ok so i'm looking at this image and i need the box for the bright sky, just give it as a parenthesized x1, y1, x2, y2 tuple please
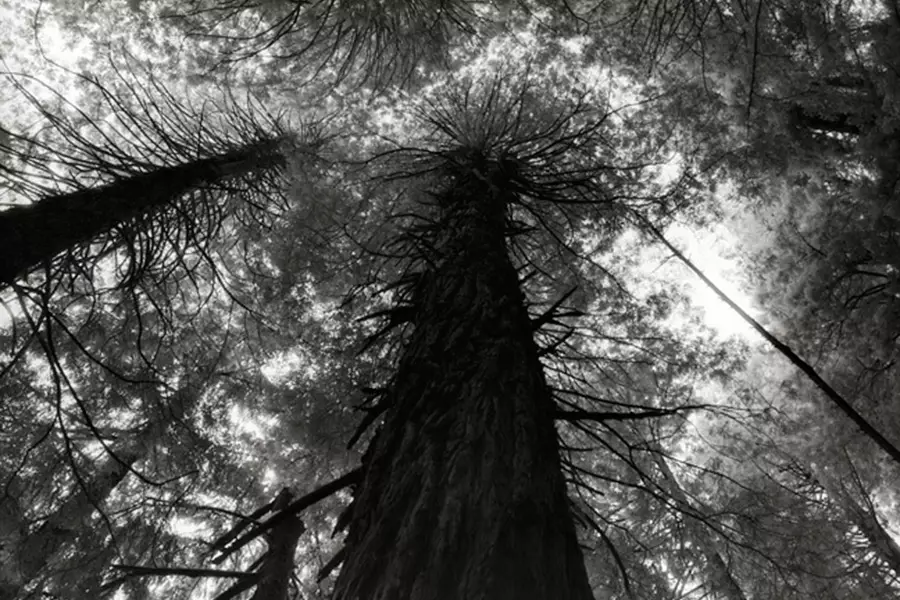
(664, 220, 760, 339)
(649, 158, 762, 339)
(604, 217, 762, 347)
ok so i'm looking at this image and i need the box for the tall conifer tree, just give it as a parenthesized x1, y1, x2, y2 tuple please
(332, 148, 594, 599)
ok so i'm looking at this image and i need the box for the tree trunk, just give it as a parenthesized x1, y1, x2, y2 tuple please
(0, 139, 285, 287)
(250, 514, 305, 600)
(0, 387, 200, 597)
(653, 452, 747, 600)
(331, 158, 593, 600)
(810, 462, 900, 577)
(0, 446, 142, 598)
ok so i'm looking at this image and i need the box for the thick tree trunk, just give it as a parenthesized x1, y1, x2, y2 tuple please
(0, 139, 285, 286)
(332, 159, 593, 600)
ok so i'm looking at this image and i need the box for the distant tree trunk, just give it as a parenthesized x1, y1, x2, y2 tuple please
(331, 155, 593, 600)
(0, 388, 199, 597)
(653, 452, 748, 600)
(0, 481, 28, 598)
(250, 514, 305, 600)
(809, 462, 900, 577)
(0, 139, 285, 287)
(0, 445, 142, 598)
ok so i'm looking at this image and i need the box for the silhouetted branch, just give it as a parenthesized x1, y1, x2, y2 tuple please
(213, 468, 362, 564)
(555, 404, 707, 422)
(113, 564, 252, 579)
(636, 211, 900, 469)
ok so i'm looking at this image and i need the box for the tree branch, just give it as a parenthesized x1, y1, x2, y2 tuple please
(636, 212, 900, 469)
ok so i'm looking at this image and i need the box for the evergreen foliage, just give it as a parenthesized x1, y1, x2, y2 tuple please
(2, 1, 900, 599)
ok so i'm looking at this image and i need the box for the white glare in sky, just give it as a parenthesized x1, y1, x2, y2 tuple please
(665, 221, 760, 340)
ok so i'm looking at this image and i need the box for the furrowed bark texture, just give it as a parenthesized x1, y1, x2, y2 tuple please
(0, 140, 284, 286)
(332, 161, 593, 600)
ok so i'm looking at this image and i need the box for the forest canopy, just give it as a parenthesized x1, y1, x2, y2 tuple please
(2, 0, 900, 599)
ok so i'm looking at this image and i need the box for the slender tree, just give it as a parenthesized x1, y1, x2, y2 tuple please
(1, 416, 156, 597)
(0, 361, 223, 598)
(807, 457, 900, 579)
(651, 451, 748, 600)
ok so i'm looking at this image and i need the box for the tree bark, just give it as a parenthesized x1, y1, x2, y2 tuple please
(0, 139, 285, 287)
(331, 158, 593, 600)
(250, 514, 305, 600)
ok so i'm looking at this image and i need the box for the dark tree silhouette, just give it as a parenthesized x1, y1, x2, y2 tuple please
(313, 57, 654, 598)
(0, 140, 287, 287)
(0, 64, 315, 292)
(331, 150, 594, 599)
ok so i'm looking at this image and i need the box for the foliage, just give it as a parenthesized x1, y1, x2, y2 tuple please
(2, 0, 900, 599)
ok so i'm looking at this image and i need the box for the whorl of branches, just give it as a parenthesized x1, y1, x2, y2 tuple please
(0, 59, 326, 293)
(160, 0, 500, 89)
(385, 65, 619, 198)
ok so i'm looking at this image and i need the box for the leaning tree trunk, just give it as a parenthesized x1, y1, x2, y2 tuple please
(809, 461, 900, 577)
(0, 442, 143, 598)
(652, 452, 748, 600)
(0, 138, 285, 287)
(331, 156, 593, 600)
(0, 387, 199, 597)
